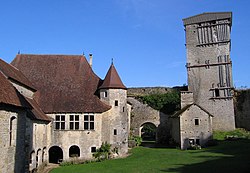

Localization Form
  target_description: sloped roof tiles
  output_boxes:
[11,54,111,113]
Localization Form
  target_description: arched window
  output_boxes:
[9,116,17,146]
[69,145,80,157]
[49,146,63,163]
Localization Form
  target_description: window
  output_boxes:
[10,116,17,146]
[91,147,96,153]
[104,91,108,97]
[69,115,79,130]
[114,129,117,135]
[123,107,125,112]
[195,118,199,125]
[84,113,94,130]
[55,115,65,130]
[115,100,118,106]
[196,139,200,145]
[215,89,220,97]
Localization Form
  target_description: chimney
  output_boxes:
[89,54,93,68]
[180,91,193,108]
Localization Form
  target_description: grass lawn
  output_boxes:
[50,139,250,173]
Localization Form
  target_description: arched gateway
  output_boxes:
[49,146,63,163]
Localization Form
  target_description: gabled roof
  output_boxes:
[0,58,36,91]
[183,12,232,26]
[99,63,126,89]
[171,103,213,118]
[25,97,51,122]
[0,71,28,108]
[11,54,111,113]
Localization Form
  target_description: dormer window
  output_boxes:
[104,91,108,98]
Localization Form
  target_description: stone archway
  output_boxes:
[49,146,63,164]
[140,122,157,142]
[69,145,80,158]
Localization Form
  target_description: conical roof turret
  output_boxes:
[99,63,126,89]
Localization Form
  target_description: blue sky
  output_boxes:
[0,0,249,88]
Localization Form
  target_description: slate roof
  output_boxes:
[11,54,111,113]
[183,12,232,26]
[0,71,27,107]
[99,63,126,89]
[0,58,36,91]
[171,103,213,118]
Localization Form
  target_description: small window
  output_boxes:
[115,100,118,106]
[196,139,200,145]
[215,89,220,97]
[91,147,96,153]
[104,91,108,97]
[114,129,117,135]
[123,107,125,112]
[195,118,199,125]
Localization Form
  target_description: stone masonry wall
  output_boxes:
[235,89,250,130]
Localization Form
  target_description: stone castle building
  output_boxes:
[171,12,235,149]
[0,11,238,172]
[0,54,129,172]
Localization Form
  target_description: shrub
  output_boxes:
[129,136,142,146]
[188,144,201,150]
[93,142,111,161]
[213,128,250,141]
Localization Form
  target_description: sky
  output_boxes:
[0,0,249,88]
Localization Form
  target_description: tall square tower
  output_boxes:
[183,12,235,131]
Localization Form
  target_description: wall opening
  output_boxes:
[49,146,63,164]
[69,145,80,157]
[140,122,157,142]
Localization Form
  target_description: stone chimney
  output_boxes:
[180,91,193,108]
[89,54,93,68]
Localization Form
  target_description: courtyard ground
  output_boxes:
[50,137,250,173]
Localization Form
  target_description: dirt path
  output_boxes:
[40,163,59,173]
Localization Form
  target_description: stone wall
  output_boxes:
[128,97,170,144]
[235,89,250,130]
[0,108,26,173]
[128,87,170,96]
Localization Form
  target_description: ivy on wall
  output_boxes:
[136,91,180,114]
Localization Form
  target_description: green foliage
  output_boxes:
[137,91,180,114]
[213,128,250,141]
[93,142,111,161]
[129,136,142,146]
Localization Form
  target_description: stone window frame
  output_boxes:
[194,118,200,126]
[84,113,95,130]
[55,115,65,130]
[9,116,17,146]
[69,114,80,130]
[91,147,96,153]
[115,100,119,106]
[114,129,117,135]
[104,91,108,98]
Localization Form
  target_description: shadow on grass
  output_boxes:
[141,141,171,149]
[160,139,250,173]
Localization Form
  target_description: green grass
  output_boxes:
[50,139,250,173]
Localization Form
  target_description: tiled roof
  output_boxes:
[0,58,36,91]
[99,63,126,89]
[171,103,213,118]
[183,12,232,26]
[0,71,28,108]
[11,54,111,113]
[25,97,51,122]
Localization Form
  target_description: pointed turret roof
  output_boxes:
[99,63,126,89]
